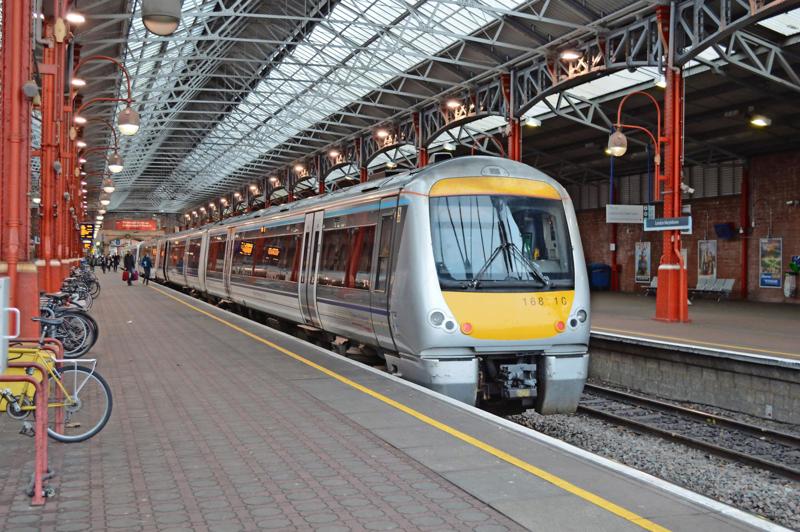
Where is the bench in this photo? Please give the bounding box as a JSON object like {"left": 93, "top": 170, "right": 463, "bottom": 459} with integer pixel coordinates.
{"left": 691, "top": 278, "right": 735, "bottom": 301}
{"left": 642, "top": 277, "right": 657, "bottom": 296}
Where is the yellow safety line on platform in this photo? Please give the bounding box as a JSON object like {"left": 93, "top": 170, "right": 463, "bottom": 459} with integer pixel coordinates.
{"left": 593, "top": 327, "right": 799, "bottom": 359}
{"left": 152, "top": 286, "right": 669, "bottom": 532}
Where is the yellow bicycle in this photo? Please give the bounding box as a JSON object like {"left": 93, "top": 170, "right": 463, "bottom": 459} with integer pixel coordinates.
{"left": 1, "top": 318, "right": 112, "bottom": 442}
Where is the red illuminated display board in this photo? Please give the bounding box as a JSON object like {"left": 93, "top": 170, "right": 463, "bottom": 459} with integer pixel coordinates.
{"left": 114, "top": 219, "right": 158, "bottom": 231}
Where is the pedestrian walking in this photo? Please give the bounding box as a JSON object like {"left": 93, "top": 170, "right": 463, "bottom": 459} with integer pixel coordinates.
{"left": 123, "top": 251, "right": 135, "bottom": 286}
{"left": 140, "top": 253, "right": 153, "bottom": 286}
{"left": 113, "top": 254, "right": 120, "bottom": 272}
{"left": 100, "top": 254, "right": 107, "bottom": 274}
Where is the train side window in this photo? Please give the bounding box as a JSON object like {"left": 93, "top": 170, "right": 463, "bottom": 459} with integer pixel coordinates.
{"left": 317, "top": 229, "right": 350, "bottom": 287}
{"left": 170, "top": 244, "right": 185, "bottom": 270}
{"left": 347, "top": 226, "right": 375, "bottom": 290}
{"left": 186, "top": 239, "right": 202, "bottom": 271}
{"left": 231, "top": 237, "right": 255, "bottom": 276}
{"left": 374, "top": 214, "right": 394, "bottom": 292}
{"left": 206, "top": 237, "right": 226, "bottom": 273}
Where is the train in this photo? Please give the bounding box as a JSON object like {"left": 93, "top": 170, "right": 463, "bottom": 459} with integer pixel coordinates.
{"left": 137, "top": 156, "right": 590, "bottom": 414}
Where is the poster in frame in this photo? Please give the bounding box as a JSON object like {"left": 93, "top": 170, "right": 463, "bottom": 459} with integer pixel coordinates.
{"left": 759, "top": 238, "right": 782, "bottom": 289}
{"left": 635, "top": 241, "right": 651, "bottom": 284}
{"left": 698, "top": 240, "right": 718, "bottom": 283}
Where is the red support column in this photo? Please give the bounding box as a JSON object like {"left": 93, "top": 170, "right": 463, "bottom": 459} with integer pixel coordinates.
{"left": 413, "top": 112, "right": 427, "bottom": 168}
{"left": 654, "top": 65, "right": 689, "bottom": 322}
{"left": 40, "top": 23, "right": 59, "bottom": 291}
{"left": 1, "top": 0, "right": 40, "bottom": 337}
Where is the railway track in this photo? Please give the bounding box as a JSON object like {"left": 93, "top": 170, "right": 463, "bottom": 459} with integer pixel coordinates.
{"left": 578, "top": 384, "right": 800, "bottom": 481}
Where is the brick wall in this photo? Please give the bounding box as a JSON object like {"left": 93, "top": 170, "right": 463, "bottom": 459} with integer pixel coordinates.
{"left": 575, "top": 149, "right": 800, "bottom": 304}
{"left": 747, "top": 152, "right": 800, "bottom": 303}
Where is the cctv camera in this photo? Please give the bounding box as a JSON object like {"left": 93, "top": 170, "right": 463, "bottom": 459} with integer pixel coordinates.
{"left": 680, "top": 182, "right": 695, "bottom": 195}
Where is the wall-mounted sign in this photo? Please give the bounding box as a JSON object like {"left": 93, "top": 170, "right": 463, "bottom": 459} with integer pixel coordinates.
{"left": 759, "top": 238, "right": 782, "bottom": 289}
{"left": 606, "top": 204, "right": 645, "bottom": 224}
{"left": 79, "top": 223, "right": 94, "bottom": 241}
{"left": 643, "top": 216, "right": 692, "bottom": 232}
{"left": 114, "top": 219, "right": 157, "bottom": 231}
{"left": 698, "top": 240, "right": 717, "bottom": 283}
{"left": 635, "top": 242, "right": 651, "bottom": 284}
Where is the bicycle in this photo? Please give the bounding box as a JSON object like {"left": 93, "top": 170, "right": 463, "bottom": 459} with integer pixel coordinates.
{"left": 1, "top": 317, "right": 112, "bottom": 442}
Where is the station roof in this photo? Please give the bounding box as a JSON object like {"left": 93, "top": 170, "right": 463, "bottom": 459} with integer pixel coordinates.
{"left": 71, "top": 0, "right": 800, "bottom": 215}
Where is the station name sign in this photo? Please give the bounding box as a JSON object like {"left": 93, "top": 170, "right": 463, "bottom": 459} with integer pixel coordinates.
{"left": 643, "top": 216, "right": 692, "bottom": 232}
{"left": 114, "top": 219, "right": 157, "bottom": 231}
{"left": 605, "top": 204, "right": 645, "bottom": 224}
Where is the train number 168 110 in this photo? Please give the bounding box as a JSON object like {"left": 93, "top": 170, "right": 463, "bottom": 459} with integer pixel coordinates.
{"left": 522, "top": 295, "right": 569, "bottom": 307}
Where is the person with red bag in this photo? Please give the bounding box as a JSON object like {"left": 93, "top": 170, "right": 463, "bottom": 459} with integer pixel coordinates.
{"left": 123, "top": 251, "right": 136, "bottom": 286}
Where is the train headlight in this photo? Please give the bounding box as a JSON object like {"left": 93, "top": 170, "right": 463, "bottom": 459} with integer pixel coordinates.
{"left": 429, "top": 311, "right": 445, "bottom": 327}
{"left": 576, "top": 309, "right": 588, "bottom": 323}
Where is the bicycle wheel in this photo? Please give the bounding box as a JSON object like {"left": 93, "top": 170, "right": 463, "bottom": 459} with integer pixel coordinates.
{"left": 47, "top": 366, "right": 112, "bottom": 443}
{"left": 55, "top": 313, "right": 91, "bottom": 358}
{"left": 89, "top": 280, "right": 100, "bottom": 298}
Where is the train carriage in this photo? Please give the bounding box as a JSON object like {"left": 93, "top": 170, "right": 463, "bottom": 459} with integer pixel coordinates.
{"left": 153, "top": 156, "right": 590, "bottom": 414}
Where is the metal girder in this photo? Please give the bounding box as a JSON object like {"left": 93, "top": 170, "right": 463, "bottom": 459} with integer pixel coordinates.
{"left": 707, "top": 30, "right": 800, "bottom": 92}
{"left": 420, "top": 77, "right": 507, "bottom": 144}
{"left": 673, "top": 0, "right": 800, "bottom": 65}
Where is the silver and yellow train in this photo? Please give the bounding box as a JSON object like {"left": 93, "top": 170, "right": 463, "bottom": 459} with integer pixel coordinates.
{"left": 140, "top": 156, "right": 590, "bottom": 414}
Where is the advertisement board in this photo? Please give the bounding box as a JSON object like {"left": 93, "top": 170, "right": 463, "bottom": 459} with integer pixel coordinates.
{"left": 634, "top": 242, "right": 651, "bottom": 284}
{"left": 114, "top": 219, "right": 157, "bottom": 231}
{"left": 759, "top": 238, "right": 782, "bottom": 288}
{"left": 698, "top": 240, "right": 717, "bottom": 283}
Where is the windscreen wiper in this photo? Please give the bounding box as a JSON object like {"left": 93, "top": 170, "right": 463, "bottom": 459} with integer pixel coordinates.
{"left": 468, "top": 241, "right": 511, "bottom": 289}
{"left": 505, "top": 242, "right": 550, "bottom": 288}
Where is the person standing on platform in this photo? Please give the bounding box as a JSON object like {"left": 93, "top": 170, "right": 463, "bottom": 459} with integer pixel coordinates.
{"left": 123, "top": 251, "right": 135, "bottom": 286}
{"left": 140, "top": 253, "right": 152, "bottom": 286}
{"left": 100, "top": 254, "right": 107, "bottom": 274}
{"left": 113, "top": 254, "right": 120, "bottom": 272}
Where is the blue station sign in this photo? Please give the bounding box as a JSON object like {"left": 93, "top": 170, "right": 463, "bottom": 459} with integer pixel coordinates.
{"left": 643, "top": 216, "right": 692, "bottom": 232}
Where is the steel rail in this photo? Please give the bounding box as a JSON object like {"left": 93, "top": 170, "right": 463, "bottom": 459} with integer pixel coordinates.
{"left": 579, "top": 383, "right": 800, "bottom": 481}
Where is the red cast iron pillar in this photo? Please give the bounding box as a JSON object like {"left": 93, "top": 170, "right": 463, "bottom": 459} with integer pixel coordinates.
{"left": 655, "top": 5, "right": 689, "bottom": 322}
{"left": 39, "top": 21, "right": 59, "bottom": 291}
{"left": 1, "top": 0, "right": 40, "bottom": 337}
{"left": 413, "top": 112, "right": 427, "bottom": 167}
{"left": 502, "top": 73, "right": 521, "bottom": 161}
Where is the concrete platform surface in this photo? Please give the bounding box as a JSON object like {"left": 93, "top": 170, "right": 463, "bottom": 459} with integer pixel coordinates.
{"left": 0, "top": 275, "right": 783, "bottom": 531}
{"left": 591, "top": 292, "right": 800, "bottom": 360}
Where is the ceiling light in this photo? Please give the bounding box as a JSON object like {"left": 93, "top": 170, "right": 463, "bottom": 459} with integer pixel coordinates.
{"left": 117, "top": 106, "right": 140, "bottom": 135}
{"left": 443, "top": 141, "right": 457, "bottom": 152}
{"left": 80, "top": 171, "right": 87, "bottom": 176}
{"left": 71, "top": 77, "right": 87, "bottom": 88}
{"left": 192, "top": 211, "right": 197, "bottom": 216}
{"left": 141, "top": 0, "right": 182, "bottom": 36}
{"left": 200, "top": 207, "right": 206, "bottom": 212}
{"left": 524, "top": 117, "right": 542, "bottom": 128}
{"left": 750, "top": 114, "right": 772, "bottom": 127}
{"left": 108, "top": 152, "right": 124, "bottom": 173}
{"left": 102, "top": 179, "right": 116, "bottom": 194}
{"left": 445, "top": 98, "right": 461, "bottom": 109}
{"left": 386, "top": 161, "right": 397, "bottom": 169}
{"left": 100, "top": 198, "right": 111, "bottom": 206}
{"left": 654, "top": 74, "right": 667, "bottom": 89}
{"left": 249, "top": 184, "right": 258, "bottom": 192}
{"left": 604, "top": 147, "right": 613, "bottom": 156}
{"left": 233, "top": 192, "right": 241, "bottom": 199}
{"left": 294, "top": 164, "right": 304, "bottom": 172}
{"left": 81, "top": 188, "right": 88, "bottom": 194}
{"left": 80, "top": 180, "right": 87, "bottom": 186}
{"left": 32, "top": 196, "right": 41, "bottom": 205}
{"left": 220, "top": 197, "right": 228, "bottom": 204}
{"left": 376, "top": 128, "right": 389, "bottom": 139}
{"left": 268, "top": 177, "right": 279, "bottom": 184}
{"left": 65, "top": 11, "right": 86, "bottom": 24}
{"left": 560, "top": 50, "right": 581, "bottom": 61}
{"left": 209, "top": 202, "right": 215, "bottom": 209}
{"left": 78, "top": 157, "right": 87, "bottom": 164}
{"left": 76, "top": 140, "right": 87, "bottom": 148}
{"left": 607, "top": 128, "right": 628, "bottom": 157}
{"left": 96, "top": 215, "right": 104, "bottom": 221}
{"left": 328, "top": 149, "right": 340, "bottom": 158}
{"left": 98, "top": 209, "right": 106, "bottom": 215}
{"left": 73, "top": 115, "right": 87, "bottom": 125}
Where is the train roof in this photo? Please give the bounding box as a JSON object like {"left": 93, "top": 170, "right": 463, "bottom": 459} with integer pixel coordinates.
{"left": 161, "top": 156, "right": 561, "bottom": 240}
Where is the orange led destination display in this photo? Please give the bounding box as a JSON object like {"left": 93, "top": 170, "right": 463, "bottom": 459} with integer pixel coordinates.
{"left": 239, "top": 241, "right": 254, "bottom": 256}
{"left": 114, "top": 219, "right": 158, "bottom": 231}
{"left": 79, "top": 223, "right": 94, "bottom": 241}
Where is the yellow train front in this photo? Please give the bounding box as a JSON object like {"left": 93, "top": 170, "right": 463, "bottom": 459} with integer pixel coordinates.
{"left": 384, "top": 157, "right": 590, "bottom": 415}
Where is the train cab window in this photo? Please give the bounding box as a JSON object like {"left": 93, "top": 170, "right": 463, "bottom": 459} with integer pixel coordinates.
{"left": 231, "top": 237, "right": 256, "bottom": 276}
{"left": 374, "top": 215, "right": 394, "bottom": 292}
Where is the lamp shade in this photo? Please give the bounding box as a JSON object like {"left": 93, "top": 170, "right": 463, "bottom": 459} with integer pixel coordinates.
{"left": 118, "top": 106, "right": 140, "bottom": 136}
{"left": 108, "top": 152, "right": 124, "bottom": 173}
{"left": 142, "top": 0, "right": 182, "bottom": 36}
{"left": 100, "top": 198, "right": 111, "bottom": 206}
{"left": 607, "top": 129, "right": 628, "bottom": 157}
{"left": 102, "top": 178, "right": 116, "bottom": 194}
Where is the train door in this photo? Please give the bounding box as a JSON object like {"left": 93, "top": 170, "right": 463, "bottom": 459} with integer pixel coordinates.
{"left": 299, "top": 211, "right": 324, "bottom": 327}
{"left": 223, "top": 228, "right": 234, "bottom": 298}
{"left": 370, "top": 196, "right": 398, "bottom": 351}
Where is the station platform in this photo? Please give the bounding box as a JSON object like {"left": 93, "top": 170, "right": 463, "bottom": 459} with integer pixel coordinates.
{"left": 591, "top": 292, "right": 800, "bottom": 361}
{"left": 0, "top": 277, "right": 782, "bottom": 531}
